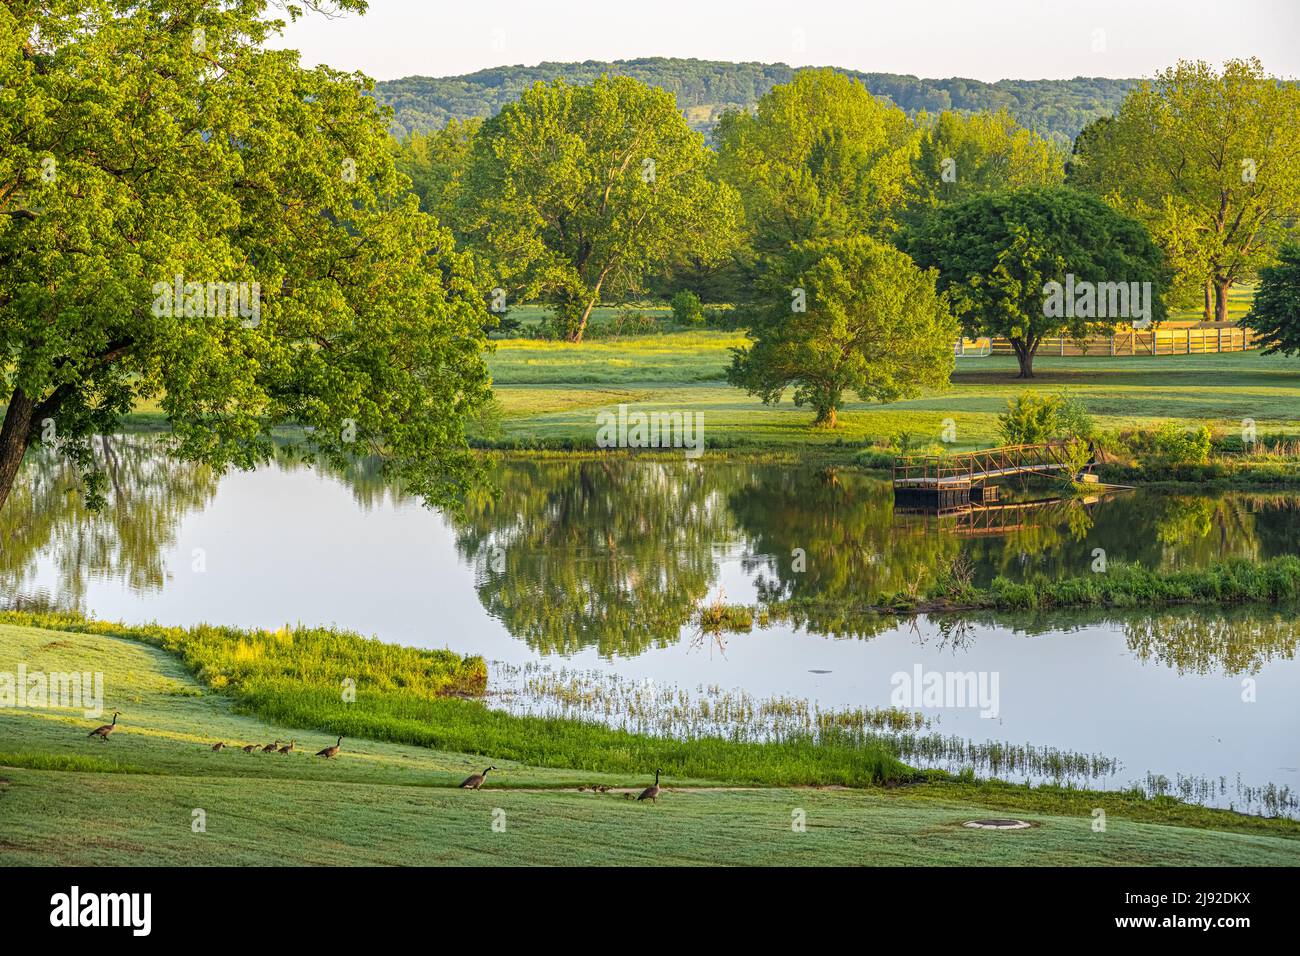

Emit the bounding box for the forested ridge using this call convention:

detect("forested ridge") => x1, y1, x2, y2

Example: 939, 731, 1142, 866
374, 57, 1138, 146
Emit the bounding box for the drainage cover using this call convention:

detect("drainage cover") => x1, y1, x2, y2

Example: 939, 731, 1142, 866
963, 819, 1032, 830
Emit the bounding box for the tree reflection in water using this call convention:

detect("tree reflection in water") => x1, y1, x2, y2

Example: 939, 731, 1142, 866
0, 436, 217, 609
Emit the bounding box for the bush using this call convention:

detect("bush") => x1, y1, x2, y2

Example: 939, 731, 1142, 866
997, 392, 1062, 445
670, 290, 705, 326
1153, 423, 1213, 465
1055, 389, 1096, 441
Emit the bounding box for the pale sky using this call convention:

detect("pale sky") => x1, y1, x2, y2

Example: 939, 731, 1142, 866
271, 0, 1300, 82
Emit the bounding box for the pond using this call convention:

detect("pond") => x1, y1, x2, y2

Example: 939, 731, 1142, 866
3, 437, 1298, 815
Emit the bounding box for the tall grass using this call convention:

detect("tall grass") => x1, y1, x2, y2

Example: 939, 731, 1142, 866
981, 556, 1300, 611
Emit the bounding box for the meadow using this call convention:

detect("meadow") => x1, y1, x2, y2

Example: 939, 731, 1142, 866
3, 619, 1298, 866
481, 298, 1298, 454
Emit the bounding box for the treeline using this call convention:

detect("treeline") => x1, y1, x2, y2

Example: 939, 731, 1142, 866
375, 57, 1137, 147
389, 60, 1300, 425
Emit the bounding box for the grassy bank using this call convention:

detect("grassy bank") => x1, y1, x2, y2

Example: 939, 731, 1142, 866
0, 613, 908, 787
703, 556, 1300, 622
2, 620, 1297, 865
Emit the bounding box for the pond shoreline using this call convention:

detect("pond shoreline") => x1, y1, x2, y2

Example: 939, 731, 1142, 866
694, 556, 1300, 628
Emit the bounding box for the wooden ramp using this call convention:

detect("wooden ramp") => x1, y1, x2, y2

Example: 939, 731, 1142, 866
892, 441, 1091, 509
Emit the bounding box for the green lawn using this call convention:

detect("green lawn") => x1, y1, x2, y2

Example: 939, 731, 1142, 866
487, 338, 1300, 450
2, 621, 1297, 866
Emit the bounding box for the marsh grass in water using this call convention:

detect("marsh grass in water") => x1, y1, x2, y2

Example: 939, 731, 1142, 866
489, 662, 1122, 786
1143, 772, 1298, 818
492, 662, 929, 738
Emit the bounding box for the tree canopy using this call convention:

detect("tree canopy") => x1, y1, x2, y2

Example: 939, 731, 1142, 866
715, 70, 919, 255
905, 187, 1169, 378
0, 0, 492, 513
908, 109, 1065, 214
727, 236, 957, 427
1068, 58, 1300, 320
457, 75, 741, 341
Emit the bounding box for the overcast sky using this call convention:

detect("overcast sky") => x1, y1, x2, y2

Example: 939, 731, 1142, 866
271, 0, 1300, 82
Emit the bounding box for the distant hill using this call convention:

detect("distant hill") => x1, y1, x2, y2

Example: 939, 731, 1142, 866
373, 57, 1139, 148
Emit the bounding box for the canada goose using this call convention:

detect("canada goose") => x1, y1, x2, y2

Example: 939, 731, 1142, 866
316, 736, 343, 758
623, 792, 633, 800
637, 769, 663, 803
277, 740, 295, 755
87, 712, 120, 741
459, 766, 496, 790
262, 740, 280, 753
241, 744, 258, 753
211, 742, 225, 752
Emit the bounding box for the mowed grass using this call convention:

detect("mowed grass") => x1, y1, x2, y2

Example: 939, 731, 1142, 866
488, 339, 1300, 450
2, 621, 1299, 866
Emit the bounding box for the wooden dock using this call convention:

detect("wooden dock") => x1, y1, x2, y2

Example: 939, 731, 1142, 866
892, 441, 1092, 509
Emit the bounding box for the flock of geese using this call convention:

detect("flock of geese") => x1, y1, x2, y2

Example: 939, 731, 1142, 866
86, 714, 667, 802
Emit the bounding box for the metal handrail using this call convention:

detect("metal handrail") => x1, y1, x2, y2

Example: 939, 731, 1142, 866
892, 440, 1086, 486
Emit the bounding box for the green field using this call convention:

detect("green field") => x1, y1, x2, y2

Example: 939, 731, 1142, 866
3, 621, 1298, 866
487, 335, 1300, 450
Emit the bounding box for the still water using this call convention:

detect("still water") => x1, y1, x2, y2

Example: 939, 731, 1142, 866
4, 438, 1298, 813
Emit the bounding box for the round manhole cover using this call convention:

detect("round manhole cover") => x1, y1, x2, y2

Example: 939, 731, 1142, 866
963, 819, 1032, 830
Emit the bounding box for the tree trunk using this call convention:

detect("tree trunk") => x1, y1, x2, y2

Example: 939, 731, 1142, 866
1012, 338, 1037, 379
0, 387, 35, 513
1204, 280, 1214, 322
569, 274, 608, 344
1214, 277, 1231, 324
813, 405, 838, 429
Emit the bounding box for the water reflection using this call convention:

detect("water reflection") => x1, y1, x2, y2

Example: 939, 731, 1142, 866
454, 460, 729, 656
7, 448, 1300, 662
0, 438, 217, 605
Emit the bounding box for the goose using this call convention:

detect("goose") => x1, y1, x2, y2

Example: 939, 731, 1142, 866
87, 712, 120, 742
211, 742, 225, 752
262, 740, 280, 753
277, 739, 295, 755
241, 744, 258, 753
637, 769, 663, 803
316, 736, 343, 758
459, 766, 496, 790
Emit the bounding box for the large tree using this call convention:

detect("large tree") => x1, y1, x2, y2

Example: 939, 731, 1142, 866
715, 69, 919, 256
905, 187, 1169, 379
908, 109, 1064, 214
0, 0, 492, 514
1068, 59, 1300, 321
458, 75, 740, 342
727, 237, 956, 427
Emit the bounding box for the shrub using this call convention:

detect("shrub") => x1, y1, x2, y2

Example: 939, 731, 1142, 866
1153, 422, 1213, 465
1054, 389, 1096, 441
997, 392, 1062, 445
670, 290, 705, 326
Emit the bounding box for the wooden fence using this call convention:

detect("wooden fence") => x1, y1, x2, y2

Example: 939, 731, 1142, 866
978, 327, 1258, 358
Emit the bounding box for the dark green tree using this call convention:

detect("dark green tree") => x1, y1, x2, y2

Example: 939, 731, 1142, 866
1244, 240, 1300, 356
905, 187, 1169, 378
